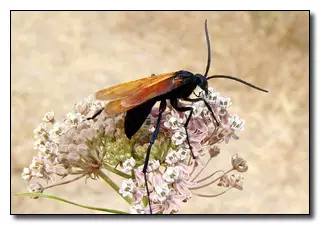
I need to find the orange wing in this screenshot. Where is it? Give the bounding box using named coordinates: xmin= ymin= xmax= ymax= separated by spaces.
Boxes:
xmin=95 ymin=72 xmax=178 ymax=101
xmin=121 ymin=77 xmax=181 ymax=107
xmin=103 ymin=73 xmax=184 ymax=115
xmin=104 ymin=98 xmax=138 ymax=115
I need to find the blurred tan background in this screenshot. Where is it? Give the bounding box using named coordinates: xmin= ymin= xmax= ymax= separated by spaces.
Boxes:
xmin=11 ymin=11 xmax=309 ymax=214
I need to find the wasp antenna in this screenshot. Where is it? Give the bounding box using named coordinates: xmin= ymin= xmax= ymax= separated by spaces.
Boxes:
xmin=204 ymin=19 xmax=211 ymax=78
xmin=207 ymin=75 xmax=268 ymax=93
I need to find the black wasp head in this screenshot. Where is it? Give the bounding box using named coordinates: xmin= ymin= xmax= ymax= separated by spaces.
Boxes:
xmin=195 ymin=74 xmax=209 ymax=96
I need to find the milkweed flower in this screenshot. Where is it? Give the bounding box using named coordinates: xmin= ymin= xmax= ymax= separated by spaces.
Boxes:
xmin=21 ymin=88 xmax=249 ymax=214
xmin=122 ymin=157 xmax=136 ymax=173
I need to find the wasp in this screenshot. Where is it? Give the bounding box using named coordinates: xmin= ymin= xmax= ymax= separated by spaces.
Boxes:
xmin=92 ymin=20 xmax=268 ymax=213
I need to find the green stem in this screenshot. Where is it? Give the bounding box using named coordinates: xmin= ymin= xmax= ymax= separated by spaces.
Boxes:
xmin=97 ymin=170 xmax=132 ymax=205
xmin=103 ymin=164 xmax=132 ymax=179
xmin=15 ymin=192 xmax=128 ymax=214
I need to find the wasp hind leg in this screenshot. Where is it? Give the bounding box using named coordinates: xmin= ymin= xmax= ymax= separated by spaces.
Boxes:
xmin=142 ymin=99 xmax=167 ymax=214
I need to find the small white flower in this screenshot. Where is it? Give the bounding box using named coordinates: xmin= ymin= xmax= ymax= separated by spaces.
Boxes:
xmin=34 ymin=138 xmax=46 ymax=150
xmin=49 ymin=122 xmax=65 ymax=139
xmin=229 ymin=115 xmax=245 ymax=131
xmin=21 ymin=168 xmax=31 ymax=181
xmin=148 ymin=125 xmax=155 ymax=133
xmin=38 ymin=142 xmax=52 ymax=155
xmin=199 ymin=87 xmax=220 ymax=104
xmin=147 ymin=159 xmax=160 ymax=172
xmin=121 ymin=157 xmax=136 ymax=173
xmin=154 ymin=183 xmax=170 ymax=203
xmin=33 ymin=123 xmax=47 ymax=139
xmin=177 ymin=148 xmax=190 ymax=161
xmin=164 ymin=115 xmax=183 ymax=130
xmin=218 ymin=96 xmax=232 ymax=109
xmin=172 ymin=129 xmax=187 ymax=146
xmin=90 ymin=101 xmax=104 ymax=113
xmin=130 ymin=204 xmax=148 ymax=214
xmin=192 ymin=103 xmax=204 ymax=117
xmin=119 ymin=179 xmax=135 ymax=198
xmin=165 ymin=149 xmax=180 ymax=165
xmin=42 ymin=111 xmax=55 ymax=123
xmin=29 ymin=156 xmax=44 ymax=172
xmin=207 ymin=89 xmax=220 ymax=104
xmin=65 ymin=112 xmax=85 ymax=125
xmin=163 ymin=166 xmax=180 ymax=183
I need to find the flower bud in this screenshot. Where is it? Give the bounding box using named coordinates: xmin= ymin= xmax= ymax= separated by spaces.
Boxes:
xmin=21 ymin=168 xmax=31 ymax=182
xmin=147 ymin=160 xmax=160 ymax=172
xmin=75 ymin=102 xmax=90 ymax=115
xmin=229 ymin=174 xmax=244 ymax=190
xmin=209 ymin=145 xmax=220 ymax=158
xmin=53 ymin=165 xmax=71 ymax=176
xmin=217 ymin=175 xmax=229 ymax=187
xmin=27 ymin=182 xmax=44 ymax=199
xmin=231 ymin=154 xmax=248 ymax=172
xmin=42 ymin=111 xmax=55 ymax=123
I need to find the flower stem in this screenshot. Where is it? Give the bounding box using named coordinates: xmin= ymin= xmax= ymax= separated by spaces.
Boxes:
xmin=43 ymin=174 xmax=87 ymax=191
xmin=103 ymin=164 xmax=132 ymax=179
xmin=191 ymin=157 xmax=213 ymax=182
xmin=193 ymin=186 xmax=234 ymax=198
xmin=195 ymin=169 xmax=225 ymax=184
xmin=97 ymin=170 xmax=131 ymax=205
xmin=190 ymin=168 xmax=234 ymax=190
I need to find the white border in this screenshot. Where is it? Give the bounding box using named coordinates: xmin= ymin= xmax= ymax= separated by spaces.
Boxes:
xmin=3 ymin=0 xmax=317 ymax=224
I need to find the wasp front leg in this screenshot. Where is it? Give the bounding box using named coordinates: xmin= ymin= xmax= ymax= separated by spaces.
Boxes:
xmin=183 ymin=97 xmax=219 ymax=127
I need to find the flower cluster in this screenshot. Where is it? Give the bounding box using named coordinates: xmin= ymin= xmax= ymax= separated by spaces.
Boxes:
xmin=22 ymin=87 xmax=248 ymax=214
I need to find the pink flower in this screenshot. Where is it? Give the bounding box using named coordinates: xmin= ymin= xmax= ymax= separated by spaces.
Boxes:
xmin=121 ymin=157 xmax=136 ymax=173
xmin=151 ymin=189 xmax=185 ymax=214
xmin=147 ymin=160 xmax=160 ymax=172
xmin=189 ymin=131 xmax=207 ymax=156
xmin=130 ymin=204 xmax=149 ymax=214
xmin=134 ymin=169 xmax=146 ymax=188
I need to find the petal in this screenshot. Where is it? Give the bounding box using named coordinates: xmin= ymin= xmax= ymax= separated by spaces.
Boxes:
xmin=194 ymin=119 xmax=208 ymax=133
xmin=190 ymin=141 xmax=202 ymax=151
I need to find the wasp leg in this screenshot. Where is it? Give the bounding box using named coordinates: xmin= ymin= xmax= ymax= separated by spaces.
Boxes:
xmin=193 ymin=91 xmax=200 ymax=97
xmin=170 ymin=98 xmax=196 ymax=159
xmin=87 ymin=107 xmax=104 ymax=120
xmin=183 ymin=97 xmax=219 ymax=127
xmin=142 ymin=99 xmax=166 ymax=214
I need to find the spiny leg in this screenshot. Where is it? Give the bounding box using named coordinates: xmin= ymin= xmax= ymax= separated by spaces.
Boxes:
xmin=170 ymin=98 xmax=196 ymax=159
xmin=184 ymin=97 xmax=219 ymax=127
xmin=142 ymin=100 xmax=167 ymax=214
